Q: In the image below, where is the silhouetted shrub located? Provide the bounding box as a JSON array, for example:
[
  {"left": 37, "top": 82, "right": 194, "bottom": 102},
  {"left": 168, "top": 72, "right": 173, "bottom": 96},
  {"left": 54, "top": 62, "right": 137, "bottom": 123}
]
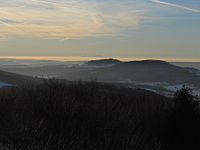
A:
[{"left": 159, "top": 86, "right": 200, "bottom": 150}]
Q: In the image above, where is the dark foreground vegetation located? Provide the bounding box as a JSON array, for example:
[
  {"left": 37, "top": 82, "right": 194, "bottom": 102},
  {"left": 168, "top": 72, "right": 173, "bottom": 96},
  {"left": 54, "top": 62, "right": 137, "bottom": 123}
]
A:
[{"left": 0, "top": 80, "right": 199, "bottom": 150}]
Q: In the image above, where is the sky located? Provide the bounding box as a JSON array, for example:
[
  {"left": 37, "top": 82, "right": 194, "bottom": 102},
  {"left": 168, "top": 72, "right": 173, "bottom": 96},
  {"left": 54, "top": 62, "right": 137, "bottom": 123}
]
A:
[{"left": 0, "top": 0, "right": 200, "bottom": 61}]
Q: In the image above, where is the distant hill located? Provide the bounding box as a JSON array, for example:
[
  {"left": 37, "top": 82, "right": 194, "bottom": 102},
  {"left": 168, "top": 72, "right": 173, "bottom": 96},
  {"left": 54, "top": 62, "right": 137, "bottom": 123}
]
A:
[
  {"left": 0, "top": 70, "right": 37, "bottom": 85},
  {"left": 86, "top": 58, "right": 121, "bottom": 66},
  {"left": 63, "top": 59, "right": 199, "bottom": 83},
  {"left": 1, "top": 59, "right": 200, "bottom": 94}
]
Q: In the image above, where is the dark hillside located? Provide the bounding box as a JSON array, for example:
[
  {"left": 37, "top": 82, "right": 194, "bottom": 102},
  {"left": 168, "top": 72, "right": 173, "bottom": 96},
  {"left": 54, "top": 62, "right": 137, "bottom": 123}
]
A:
[
  {"left": 0, "top": 70, "right": 37, "bottom": 85},
  {"left": 0, "top": 80, "right": 199, "bottom": 149},
  {"left": 0, "top": 80, "right": 172, "bottom": 150}
]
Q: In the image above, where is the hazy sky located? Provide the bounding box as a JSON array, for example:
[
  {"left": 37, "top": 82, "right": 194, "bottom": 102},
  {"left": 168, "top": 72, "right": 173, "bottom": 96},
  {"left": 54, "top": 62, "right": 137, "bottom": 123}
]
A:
[{"left": 0, "top": 0, "right": 200, "bottom": 61}]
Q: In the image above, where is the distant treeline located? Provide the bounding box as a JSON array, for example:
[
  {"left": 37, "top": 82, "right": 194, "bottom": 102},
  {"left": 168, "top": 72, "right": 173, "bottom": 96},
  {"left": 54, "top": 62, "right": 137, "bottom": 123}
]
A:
[{"left": 0, "top": 80, "right": 199, "bottom": 150}]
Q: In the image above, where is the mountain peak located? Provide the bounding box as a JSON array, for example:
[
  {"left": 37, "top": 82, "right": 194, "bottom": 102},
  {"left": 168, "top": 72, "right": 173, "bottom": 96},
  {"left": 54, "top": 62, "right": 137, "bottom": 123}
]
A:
[
  {"left": 86, "top": 58, "right": 121, "bottom": 66},
  {"left": 122, "top": 59, "right": 172, "bottom": 66}
]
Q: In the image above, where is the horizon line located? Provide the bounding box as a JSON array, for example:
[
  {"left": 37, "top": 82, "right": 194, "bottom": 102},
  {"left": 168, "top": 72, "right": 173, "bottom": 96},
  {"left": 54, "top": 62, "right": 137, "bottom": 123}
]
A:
[{"left": 0, "top": 56, "right": 199, "bottom": 62}]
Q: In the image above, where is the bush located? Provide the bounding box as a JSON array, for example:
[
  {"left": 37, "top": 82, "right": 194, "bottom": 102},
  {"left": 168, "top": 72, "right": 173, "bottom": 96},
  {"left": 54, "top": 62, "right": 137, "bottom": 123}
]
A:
[{"left": 160, "top": 86, "right": 200, "bottom": 150}]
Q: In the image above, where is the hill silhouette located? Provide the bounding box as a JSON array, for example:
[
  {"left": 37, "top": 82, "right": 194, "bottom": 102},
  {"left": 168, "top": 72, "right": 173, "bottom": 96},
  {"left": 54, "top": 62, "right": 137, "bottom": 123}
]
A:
[
  {"left": 0, "top": 70, "right": 38, "bottom": 85},
  {"left": 86, "top": 58, "right": 121, "bottom": 66},
  {"left": 60, "top": 59, "right": 200, "bottom": 85}
]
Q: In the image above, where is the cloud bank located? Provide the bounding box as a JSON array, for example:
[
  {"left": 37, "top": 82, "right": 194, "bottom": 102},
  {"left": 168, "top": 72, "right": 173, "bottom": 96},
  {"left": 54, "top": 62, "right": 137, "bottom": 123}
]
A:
[
  {"left": 152, "top": 0, "right": 200, "bottom": 13},
  {"left": 0, "top": 0, "right": 144, "bottom": 40}
]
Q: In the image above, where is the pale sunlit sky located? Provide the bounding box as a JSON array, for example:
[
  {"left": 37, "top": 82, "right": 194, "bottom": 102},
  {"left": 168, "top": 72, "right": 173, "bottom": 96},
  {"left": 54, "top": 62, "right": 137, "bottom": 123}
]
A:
[{"left": 0, "top": 0, "right": 200, "bottom": 61}]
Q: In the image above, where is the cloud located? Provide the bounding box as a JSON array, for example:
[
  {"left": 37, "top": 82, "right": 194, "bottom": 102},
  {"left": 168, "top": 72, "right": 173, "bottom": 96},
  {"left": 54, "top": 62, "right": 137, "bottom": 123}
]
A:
[
  {"left": 0, "top": 19, "right": 18, "bottom": 23},
  {"left": 152, "top": 0, "right": 200, "bottom": 13},
  {"left": 0, "top": 0, "right": 145, "bottom": 40}
]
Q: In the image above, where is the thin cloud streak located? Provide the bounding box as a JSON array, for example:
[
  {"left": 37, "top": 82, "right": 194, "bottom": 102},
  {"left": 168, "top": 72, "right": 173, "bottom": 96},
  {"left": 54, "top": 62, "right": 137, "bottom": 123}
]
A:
[
  {"left": 152, "top": 0, "right": 200, "bottom": 13},
  {"left": 0, "top": 0, "right": 145, "bottom": 40}
]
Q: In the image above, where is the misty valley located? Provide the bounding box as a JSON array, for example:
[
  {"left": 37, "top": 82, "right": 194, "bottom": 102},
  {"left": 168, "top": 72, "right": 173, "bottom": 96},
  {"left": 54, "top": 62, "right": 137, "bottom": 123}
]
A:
[{"left": 0, "top": 58, "right": 200, "bottom": 96}]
